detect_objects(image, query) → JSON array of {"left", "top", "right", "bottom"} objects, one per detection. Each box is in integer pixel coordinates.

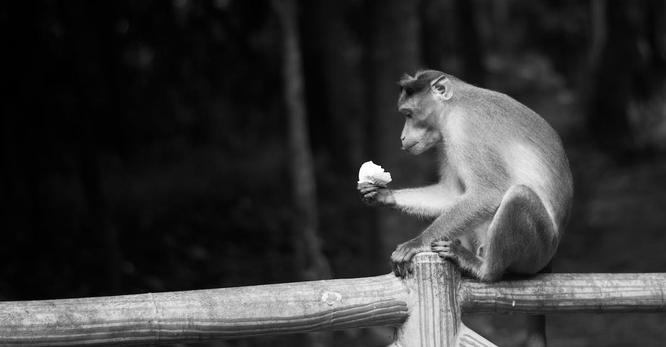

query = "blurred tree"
[
  {"left": 420, "top": 0, "right": 455, "bottom": 73},
  {"left": 64, "top": 1, "right": 124, "bottom": 293},
  {"left": 453, "top": 0, "right": 486, "bottom": 84},
  {"left": 299, "top": 0, "right": 381, "bottom": 276},
  {"left": 301, "top": 0, "right": 365, "bottom": 172},
  {"left": 585, "top": 0, "right": 638, "bottom": 154},
  {"left": 420, "top": 0, "right": 485, "bottom": 83},
  {"left": 273, "top": 2, "right": 334, "bottom": 345},
  {"left": 364, "top": 0, "right": 432, "bottom": 261},
  {"left": 629, "top": 0, "right": 666, "bottom": 151},
  {"left": 586, "top": 0, "right": 666, "bottom": 156},
  {"left": 273, "top": 0, "right": 331, "bottom": 283}
]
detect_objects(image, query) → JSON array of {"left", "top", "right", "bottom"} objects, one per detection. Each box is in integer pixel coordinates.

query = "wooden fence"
[{"left": 1, "top": 252, "right": 665, "bottom": 346}]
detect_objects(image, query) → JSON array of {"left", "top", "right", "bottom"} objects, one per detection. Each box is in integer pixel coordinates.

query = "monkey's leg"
[
  {"left": 431, "top": 238, "right": 483, "bottom": 276},
  {"left": 392, "top": 193, "right": 500, "bottom": 277},
  {"left": 465, "top": 184, "right": 556, "bottom": 282},
  {"left": 430, "top": 185, "right": 555, "bottom": 281},
  {"left": 483, "top": 185, "right": 554, "bottom": 347}
]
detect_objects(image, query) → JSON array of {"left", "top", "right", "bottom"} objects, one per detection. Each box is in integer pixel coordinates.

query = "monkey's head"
[{"left": 397, "top": 70, "right": 455, "bottom": 155}]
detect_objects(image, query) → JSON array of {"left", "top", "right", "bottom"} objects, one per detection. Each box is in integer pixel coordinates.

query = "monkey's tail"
[
  {"left": 523, "top": 262, "right": 552, "bottom": 347},
  {"left": 524, "top": 315, "right": 546, "bottom": 347}
]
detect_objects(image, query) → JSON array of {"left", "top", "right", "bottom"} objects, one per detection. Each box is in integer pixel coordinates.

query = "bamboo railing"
[{"left": 1, "top": 252, "right": 665, "bottom": 346}]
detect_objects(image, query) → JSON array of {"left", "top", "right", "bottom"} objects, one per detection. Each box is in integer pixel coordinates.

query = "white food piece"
[{"left": 358, "top": 161, "right": 392, "bottom": 185}]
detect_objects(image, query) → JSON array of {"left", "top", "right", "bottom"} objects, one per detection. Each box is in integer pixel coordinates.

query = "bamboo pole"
[
  {"left": 2, "top": 256, "right": 666, "bottom": 346},
  {"left": 461, "top": 273, "right": 666, "bottom": 314},
  {"left": 0, "top": 275, "right": 408, "bottom": 346},
  {"left": 392, "top": 252, "right": 497, "bottom": 347},
  {"left": 392, "top": 252, "right": 461, "bottom": 346}
]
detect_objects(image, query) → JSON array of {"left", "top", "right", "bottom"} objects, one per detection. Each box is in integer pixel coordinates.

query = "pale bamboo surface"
[
  {"left": 461, "top": 273, "right": 666, "bottom": 314},
  {"left": 0, "top": 274, "right": 408, "bottom": 346},
  {"left": 2, "top": 257, "right": 666, "bottom": 346}
]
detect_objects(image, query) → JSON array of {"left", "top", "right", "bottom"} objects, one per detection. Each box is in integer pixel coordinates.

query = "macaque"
[{"left": 358, "top": 70, "right": 573, "bottom": 283}]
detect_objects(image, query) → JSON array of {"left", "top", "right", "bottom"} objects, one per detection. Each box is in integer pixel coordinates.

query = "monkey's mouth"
[{"left": 401, "top": 143, "right": 417, "bottom": 151}]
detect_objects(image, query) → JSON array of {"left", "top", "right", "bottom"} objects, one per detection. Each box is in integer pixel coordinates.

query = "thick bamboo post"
[
  {"left": 460, "top": 273, "right": 666, "bottom": 314},
  {"left": 392, "top": 252, "right": 461, "bottom": 347},
  {"left": 0, "top": 274, "right": 408, "bottom": 346}
]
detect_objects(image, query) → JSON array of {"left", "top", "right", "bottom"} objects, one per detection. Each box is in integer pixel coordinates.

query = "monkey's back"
[{"left": 463, "top": 86, "right": 573, "bottom": 233}]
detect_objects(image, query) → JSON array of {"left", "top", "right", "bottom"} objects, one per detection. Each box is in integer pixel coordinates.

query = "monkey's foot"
[
  {"left": 391, "top": 238, "right": 429, "bottom": 278},
  {"left": 391, "top": 261, "right": 413, "bottom": 278},
  {"left": 431, "top": 239, "right": 482, "bottom": 275}
]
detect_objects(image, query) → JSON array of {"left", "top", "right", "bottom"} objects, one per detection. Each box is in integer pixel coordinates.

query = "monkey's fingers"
[
  {"left": 359, "top": 186, "right": 379, "bottom": 194},
  {"left": 434, "top": 244, "right": 454, "bottom": 259},
  {"left": 391, "top": 261, "right": 401, "bottom": 277},
  {"left": 361, "top": 192, "right": 378, "bottom": 205},
  {"left": 404, "top": 261, "right": 414, "bottom": 275},
  {"left": 361, "top": 191, "right": 379, "bottom": 200},
  {"left": 390, "top": 251, "right": 406, "bottom": 277},
  {"left": 390, "top": 259, "right": 402, "bottom": 277},
  {"left": 392, "top": 261, "right": 410, "bottom": 278},
  {"left": 390, "top": 249, "right": 401, "bottom": 263},
  {"left": 405, "top": 246, "right": 425, "bottom": 261},
  {"left": 431, "top": 244, "right": 450, "bottom": 252},
  {"left": 392, "top": 246, "right": 409, "bottom": 263},
  {"left": 357, "top": 182, "right": 376, "bottom": 190}
]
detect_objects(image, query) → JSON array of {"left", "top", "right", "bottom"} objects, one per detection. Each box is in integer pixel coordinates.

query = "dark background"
[{"left": 2, "top": 0, "right": 666, "bottom": 346}]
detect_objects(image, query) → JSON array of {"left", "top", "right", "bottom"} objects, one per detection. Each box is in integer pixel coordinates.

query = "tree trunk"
[
  {"left": 586, "top": 0, "right": 640, "bottom": 155},
  {"left": 300, "top": 0, "right": 380, "bottom": 275},
  {"left": 304, "top": 0, "right": 365, "bottom": 171},
  {"left": 453, "top": 0, "right": 486, "bottom": 84},
  {"left": 274, "top": 0, "right": 331, "bottom": 284},
  {"left": 420, "top": 0, "right": 455, "bottom": 70},
  {"left": 274, "top": 2, "right": 332, "bottom": 344},
  {"left": 589, "top": 0, "right": 607, "bottom": 65},
  {"left": 273, "top": 0, "right": 331, "bottom": 283}
]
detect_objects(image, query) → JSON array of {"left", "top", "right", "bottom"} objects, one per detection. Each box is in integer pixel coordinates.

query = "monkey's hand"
[
  {"left": 358, "top": 182, "right": 396, "bottom": 207},
  {"left": 390, "top": 236, "right": 429, "bottom": 278},
  {"left": 432, "top": 238, "right": 483, "bottom": 279}
]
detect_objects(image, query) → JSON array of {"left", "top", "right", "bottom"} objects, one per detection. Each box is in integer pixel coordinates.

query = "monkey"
[
  {"left": 358, "top": 69, "right": 573, "bottom": 283},
  {"left": 358, "top": 70, "right": 572, "bottom": 347}
]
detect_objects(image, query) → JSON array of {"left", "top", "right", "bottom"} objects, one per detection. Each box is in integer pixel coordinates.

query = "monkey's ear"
[{"left": 431, "top": 76, "right": 453, "bottom": 101}]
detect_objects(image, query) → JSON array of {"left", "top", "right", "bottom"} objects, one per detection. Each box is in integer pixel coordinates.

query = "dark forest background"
[{"left": 2, "top": 0, "right": 666, "bottom": 346}]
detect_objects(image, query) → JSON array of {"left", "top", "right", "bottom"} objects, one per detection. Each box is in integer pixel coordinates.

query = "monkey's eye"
[{"left": 403, "top": 112, "right": 412, "bottom": 119}]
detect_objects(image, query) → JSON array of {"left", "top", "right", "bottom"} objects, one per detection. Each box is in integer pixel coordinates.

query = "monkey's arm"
[
  {"left": 420, "top": 193, "right": 496, "bottom": 239},
  {"left": 391, "top": 190, "right": 500, "bottom": 276},
  {"left": 392, "top": 184, "right": 458, "bottom": 218}
]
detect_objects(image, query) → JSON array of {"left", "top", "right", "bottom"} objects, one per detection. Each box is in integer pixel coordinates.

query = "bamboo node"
[{"left": 321, "top": 291, "right": 342, "bottom": 306}]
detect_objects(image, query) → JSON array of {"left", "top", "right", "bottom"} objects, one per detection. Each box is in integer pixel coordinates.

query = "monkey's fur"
[{"left": 359, "top": 70, "right": 573, "bottom": 283}]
